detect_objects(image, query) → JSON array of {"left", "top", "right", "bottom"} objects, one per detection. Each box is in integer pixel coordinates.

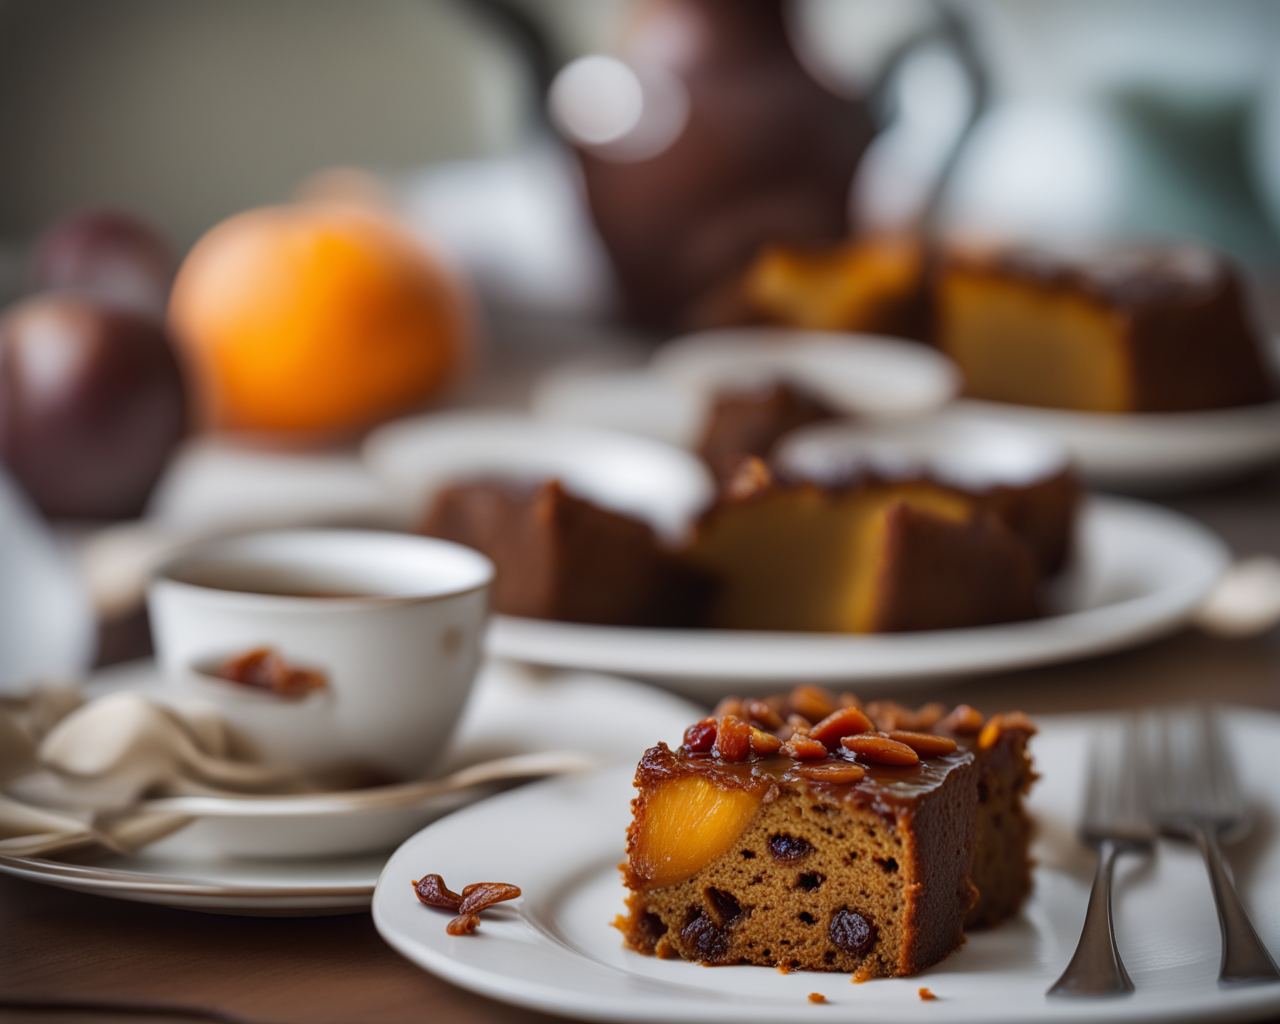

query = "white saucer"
[
  {"left": 0, "top": 661, "right": 703, "bottom": 914},
  {"left": 948, "top": 338, "right": 1280, "bottom": 493},
  {"left": 373, "top": 709, "right": 1280, "bottom": 1024},
  {"left": 531, "top": 329, "right": 959, "bottom": 450},
  {"left": 486, "top": 495, "right": 1227, "bottom": 694}
]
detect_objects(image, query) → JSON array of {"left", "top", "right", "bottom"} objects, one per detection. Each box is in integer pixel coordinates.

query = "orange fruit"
[{"left": 168, "top": 204, "right": 468, "bottom": 433}]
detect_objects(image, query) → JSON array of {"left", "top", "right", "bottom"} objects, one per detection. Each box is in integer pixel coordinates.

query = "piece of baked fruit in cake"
[
  {"left": 681, "top": 458, "right": 1046, "bottom": 633},
  {"left": 419, "top": 477, "right": 712, "bottom": 627},
  {"left": 936, "top": 243, "right": 1275, "bottom": 413},
  {"left": 617, "top": 687, "right": 1037, "bottom": 977}
]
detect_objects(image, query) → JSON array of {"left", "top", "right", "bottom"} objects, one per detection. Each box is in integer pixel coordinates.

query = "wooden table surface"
[{"left": 3, "top": 339, "right": 1280, "bottom": 1024}]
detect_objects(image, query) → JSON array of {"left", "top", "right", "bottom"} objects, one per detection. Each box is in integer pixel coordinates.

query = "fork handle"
[
  {"left": 1047, "top": 838, "right": 1135, "bottom": 997},
  {"left": 1192, "top": 823, "right": 1280, "bottom": 985}
]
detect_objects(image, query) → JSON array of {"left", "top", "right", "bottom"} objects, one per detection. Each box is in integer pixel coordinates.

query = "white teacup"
[{"left": 147, "top": 529, "right": 493, "bottom": 782}]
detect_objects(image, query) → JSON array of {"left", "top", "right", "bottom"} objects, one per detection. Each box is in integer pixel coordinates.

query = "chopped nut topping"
[
  {"left": 749, "top": 727, "right": 783, "bottom": 755},
  {"left": 713, "top": 697, "right": 744, "bottom": 719},
  {"left": 795, "top": 763, "right": 866, "bottom": 784},
  {"left": 889, "top": 731, "right": 958, "bottom": 757},
  {"left": 744, "top": 698, "right": 784, "bottom": 730},
  {"left": 809, "top": 706, "right": 873, "bottom": 748},
  {"left": 840, "top": 733, "right": 920, "bottom": 765},
  {"left": 938, "top": 703, "right": 985, "bottom": 735},
  {"left": 781, "top": 735, "right": 828, "bottom": 760},
  {"left": 790, "top": 685, "right": 838, "bottom": 723}
]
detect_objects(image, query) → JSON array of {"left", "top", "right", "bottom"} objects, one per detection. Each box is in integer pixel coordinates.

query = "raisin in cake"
[{"left": 617, "top": 687, "right": 1036, "bottom": 977}]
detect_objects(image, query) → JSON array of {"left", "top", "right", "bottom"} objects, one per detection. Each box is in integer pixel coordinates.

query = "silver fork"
[
  {"left": 1142, "top": 705, "right": 1280, "bottom": 986},
  {"left": 1048, "top": 715, "right": 1155, "bottom": 997}
]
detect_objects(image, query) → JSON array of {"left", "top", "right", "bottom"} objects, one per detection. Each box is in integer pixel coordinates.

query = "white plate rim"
[
  {"left": 485, "top": 495, "right": 1228, "bottom": 690},
  {"left": 372, "top": 710, "right": 1280, "bottom": 1024}
]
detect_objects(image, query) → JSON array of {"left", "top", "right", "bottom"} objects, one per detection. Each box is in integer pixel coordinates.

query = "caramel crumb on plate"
[
  {"left": 807, "top": 993, "right": 826, "bottom": 1004},
  {"left": 919, "top": 987, "right": 938, "bottom": 1001}
]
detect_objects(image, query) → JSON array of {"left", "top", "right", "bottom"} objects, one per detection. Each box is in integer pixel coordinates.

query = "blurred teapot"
[{"left": 549, "top": 0, "right": 875, "bottom": 330}]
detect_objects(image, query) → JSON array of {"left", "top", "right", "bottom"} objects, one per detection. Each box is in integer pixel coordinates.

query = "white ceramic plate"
[
  {"left": 363, "top": 412, "right": 714, "bottom": 542},
  {"left": 0, "top": 662, "right": 702, "bottom": 913},
  {"left": 948, "top": 339, "right": 1280, "bottom": 493},
  {"left": 485, "top": 496, "right": 1228, "bottom": 694},
  {"left": 531, "top": 330, "right": 960, "bottom": 449},
  {"left": 373, "top": 709, "right": 1280, "bottom": 1024}
]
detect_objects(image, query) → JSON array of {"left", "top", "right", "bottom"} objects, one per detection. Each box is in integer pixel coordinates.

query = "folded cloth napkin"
[
  {"left": 0, "top": 687, "right": 306, "bottom": 857},
  {"left": 0, "top": 660, "right": 700, "bottom": 860}
]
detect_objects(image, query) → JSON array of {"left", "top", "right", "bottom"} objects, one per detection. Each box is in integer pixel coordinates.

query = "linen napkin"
[{"left": 0, "top": 686, "right": 304, "bottom": 858}]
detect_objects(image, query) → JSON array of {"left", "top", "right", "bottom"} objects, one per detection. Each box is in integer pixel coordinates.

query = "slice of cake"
[
  {"left": 419, "top": 477, "right": 711, "bottom": 627},
  {"left": 617, "top": 687, "right": 1036, "bottom": 976},
  {"left": 696, "top": 380, "right": 840, "bottom": 487},
  {"left": 937, "top": 243, "right": 1275, "bottom": 412},
  {"left": 743, "top": 235, "right": 931, "bottom": 341},
  {"left": 681, "top": 459, "right": 1041, "bottom": 633}
]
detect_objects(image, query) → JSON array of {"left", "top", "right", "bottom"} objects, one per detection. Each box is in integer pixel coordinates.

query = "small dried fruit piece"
[
  {"left": 714, "top": 714, "right": 752, "bottom": 761},
  {"left": 744, "top": 698, "right": 784, "bottom": 730},
  {"left": 413, "top": 873, "right": 463, "bottom": 911},
  {"left": 768, "top": 833, "right": 815, "bottom": 862},
  {"left": 919, "top": 987, "right": 937, "bottom": 1001},
  {"left": 790, "top": 685, "right": 837, "bottom": 723},
  {"left": 808, "top": 993, "right": 826, "bottom": 1004},
  {"left": 841, "top": 733, "right": 920, "bottom": 765},
  {"left": 750, "top": 727, "right": 783, "bottom": 755},
  {"left": 795, "top": 763, "right": 866, "bottom": 784},
  {"left": 809, "top": 706, "right": 873, "bottom": 747},
  {"left": 446, "top": 914, "right": 480, "bottom": 936},
  {"left": 863, "top": 699, "right": 914, "bottom": 732},
  {"left": 458, "top": 881, "right": 522, "bottom": 915},
  {"left": 683, "top": 717, "right": 717, "bottom": 752},
  {"left": 939, "top": 703, "right": 985, "bottom": 735},
  {"left": 781, "top": 735, "right": 828, "bottom": 760},
  {"left": 889, "top": 730, "right": 958, "bottom": 757}
]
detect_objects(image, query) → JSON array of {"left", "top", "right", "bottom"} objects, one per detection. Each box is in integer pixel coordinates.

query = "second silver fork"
[
  {"left": 1142, "top": 706, "right": 1280, "bottom": 986},
  {"left": 1048, "top": 715, "right": 1155, "bottom": 997}
]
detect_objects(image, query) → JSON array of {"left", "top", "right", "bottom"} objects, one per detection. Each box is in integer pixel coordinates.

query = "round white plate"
[
  {"left": 363, "top": 412, "right": 714, "bottom": 542},
  {"left": 651, "top": 328, "right": 961, "bottom": 422},
  {"left": 949, "top": 339, "right": 1280, "bottom": 493},
  {"left": 531, "top": 329, "right": 960, "bottom": 449},
  {"left": 0, "top": 662, "right": 702, "bottom": 913},
  {"left": 485, "top": 496, "right": 1228, "bottom": 693},
  {"left": 0, "top": 849, "right": 387, "bottom": 916},
  {"left": 373, "top": 709, "right": 1280, "bottom": 1024}
]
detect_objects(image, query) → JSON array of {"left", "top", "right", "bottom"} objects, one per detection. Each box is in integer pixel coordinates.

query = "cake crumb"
[
  {"left": 807, "top": 993, "right": 826, "bottom": 1004},
  {"left": 777, "top": 964, "right": 791, "bottom": 975},
  {"left": 918, "top": 987, "right": 937, "bottom": 1001}
]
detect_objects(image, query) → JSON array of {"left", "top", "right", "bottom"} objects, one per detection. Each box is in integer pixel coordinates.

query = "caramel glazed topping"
[{"left": 625, "top": 687, "right": 1032, "bottom": 890}]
